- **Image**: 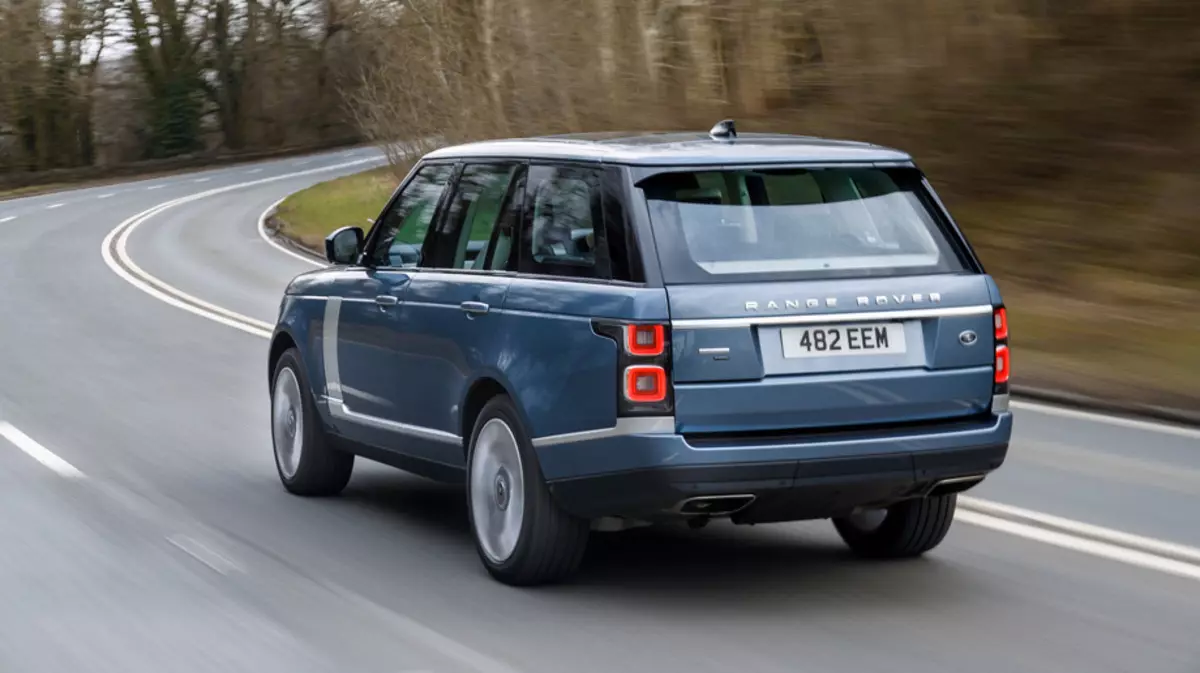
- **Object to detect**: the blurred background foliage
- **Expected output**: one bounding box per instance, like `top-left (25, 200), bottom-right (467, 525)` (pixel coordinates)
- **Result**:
top-left (2, 0), bottom-right (1198, 410)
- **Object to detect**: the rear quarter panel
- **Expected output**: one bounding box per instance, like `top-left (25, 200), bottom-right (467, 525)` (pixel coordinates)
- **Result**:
top-left (500, 277), bottom-right (669, 439)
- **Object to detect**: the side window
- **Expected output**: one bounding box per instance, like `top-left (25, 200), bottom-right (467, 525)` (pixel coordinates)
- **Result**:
top-left (519, 164), bottom-right (608, 280)
top-left (368, 163), bottom-right (455, 268)
top-left (600, 166), bottom-right (644, 283)
top-left (423, 162), bottom-right (520, 270)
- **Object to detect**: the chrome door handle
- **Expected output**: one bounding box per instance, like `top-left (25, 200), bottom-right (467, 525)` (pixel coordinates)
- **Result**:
top-left (374, 295), bottom-right (399, 307)
top-left (460, 301), bottom-right (490, 315)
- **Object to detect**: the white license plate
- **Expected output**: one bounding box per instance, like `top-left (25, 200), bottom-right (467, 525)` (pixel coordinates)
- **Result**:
top-left (780, 322), bottom-right (907, 358)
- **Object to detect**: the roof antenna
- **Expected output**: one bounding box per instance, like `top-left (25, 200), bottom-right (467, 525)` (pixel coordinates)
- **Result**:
top-left (709, 119), bottom-right (737, 141)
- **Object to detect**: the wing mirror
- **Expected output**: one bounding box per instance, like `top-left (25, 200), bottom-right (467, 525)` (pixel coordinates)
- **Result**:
top-left (324, 226), bottom-right (364, 265)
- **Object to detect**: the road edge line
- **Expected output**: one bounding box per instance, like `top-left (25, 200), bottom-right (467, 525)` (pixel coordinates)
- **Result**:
top-left (257, 196), bottom-right (326, 268)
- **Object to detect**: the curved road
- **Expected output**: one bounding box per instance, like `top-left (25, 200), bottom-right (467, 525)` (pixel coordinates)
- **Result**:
top-left (1, 148), bottom-right (1198, 673)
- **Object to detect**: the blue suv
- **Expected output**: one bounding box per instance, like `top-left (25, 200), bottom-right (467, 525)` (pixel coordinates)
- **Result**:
top-left (267, 121), bottom-right (1013, 586)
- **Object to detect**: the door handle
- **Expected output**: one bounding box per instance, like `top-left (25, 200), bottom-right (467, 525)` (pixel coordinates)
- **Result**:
top-left (374, 295), bottom-right (399, 307)
top-left (460, 301), bottom-right (490, 316)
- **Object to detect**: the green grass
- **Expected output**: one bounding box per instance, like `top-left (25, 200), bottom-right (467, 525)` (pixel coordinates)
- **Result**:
top-left (271, 166), bottom-right (402, 249)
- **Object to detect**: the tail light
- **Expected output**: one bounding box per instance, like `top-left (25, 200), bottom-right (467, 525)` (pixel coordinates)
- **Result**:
top-left (993, 305), bottom-right (1011, 391)
top-left (624, 365), bottom-right (667, 403)
top-left (994, 344), bottom-right (1010, 385)
top-left (625, 324), bottom-right (665, 357)
top-left (994, 307), bottom-right (1008, 341)
top-left (593, 320), bottom-right (673, 416)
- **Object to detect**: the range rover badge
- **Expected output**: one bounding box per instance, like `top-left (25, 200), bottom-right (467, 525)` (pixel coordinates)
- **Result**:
top-left (959, 330), bottom-right (978, 346)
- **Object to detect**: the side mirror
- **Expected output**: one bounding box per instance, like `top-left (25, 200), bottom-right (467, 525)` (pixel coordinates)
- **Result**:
top-left (324, 226), bottom-right (364, 265)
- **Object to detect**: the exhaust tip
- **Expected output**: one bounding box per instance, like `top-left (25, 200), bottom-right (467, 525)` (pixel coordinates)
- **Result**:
top-left (927, 474), bottom-right (986, 497)
top-left (677, 494), bottom-right (756, 517)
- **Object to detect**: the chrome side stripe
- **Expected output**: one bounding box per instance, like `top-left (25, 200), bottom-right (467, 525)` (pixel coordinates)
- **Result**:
top-left (322, 297), bottom-right (343, 400)
top-left (324, 398), bottom-right (462, 443)
top-left (531, 416), bottom-right (676, 448)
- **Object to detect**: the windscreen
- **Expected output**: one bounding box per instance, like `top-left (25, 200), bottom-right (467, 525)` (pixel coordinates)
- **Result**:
top-left (640, 166), bottom-right (969, 283)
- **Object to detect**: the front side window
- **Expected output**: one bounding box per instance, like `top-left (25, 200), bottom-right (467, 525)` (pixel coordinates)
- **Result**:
top-left (640, 166), bottom-right (968, 283)
top-left (368, 163), bottom-right (455, 268)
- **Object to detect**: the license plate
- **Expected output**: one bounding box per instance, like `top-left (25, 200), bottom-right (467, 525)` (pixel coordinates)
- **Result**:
top-left (780, 322), bottom-right (906, 358)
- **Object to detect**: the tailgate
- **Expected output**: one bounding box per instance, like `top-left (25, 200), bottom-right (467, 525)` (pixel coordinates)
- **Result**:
top-left (668, 274), bottom-right (999, 433)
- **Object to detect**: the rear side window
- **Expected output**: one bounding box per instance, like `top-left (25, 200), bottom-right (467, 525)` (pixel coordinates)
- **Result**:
top-left (522, 165), bottom-right (602, 279)
top-left (517, 163), bottom-right (642, 282)
top-left (423, 162), bottom-right (520, 270)
top-left (639, 167), bottom-right (968, 283)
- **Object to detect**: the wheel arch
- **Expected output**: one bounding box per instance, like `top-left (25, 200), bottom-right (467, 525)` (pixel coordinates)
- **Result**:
top-left (268, 329), bottom-right (298, 389)
top-left (460, 374), bottom-right (530, 456)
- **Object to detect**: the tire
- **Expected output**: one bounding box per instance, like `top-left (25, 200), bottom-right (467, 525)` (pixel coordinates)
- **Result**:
top-left (832, 494), bottom-right (957, 559)
top-left (466, 395), bottom-right (590, 586)
top-left (270, 347), bottom-right (354, 496)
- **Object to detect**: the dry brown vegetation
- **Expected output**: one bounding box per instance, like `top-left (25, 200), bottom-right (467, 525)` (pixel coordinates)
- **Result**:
top-left (3, 0), bottom-right (1198, 410)
top-left (345, 0), bottom-right (1200, 411)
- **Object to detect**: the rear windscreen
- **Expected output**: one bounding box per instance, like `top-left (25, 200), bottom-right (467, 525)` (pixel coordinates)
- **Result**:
top-left (639, 166), bottom-right (970, 283)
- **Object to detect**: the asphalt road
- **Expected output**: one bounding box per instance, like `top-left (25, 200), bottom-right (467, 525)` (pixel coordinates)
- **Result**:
top-left (1, 148), bottom-right (1198, 673)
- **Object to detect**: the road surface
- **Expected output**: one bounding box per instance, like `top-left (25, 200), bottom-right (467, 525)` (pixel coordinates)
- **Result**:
top-left (0, 148), bottom-right (1197, 673)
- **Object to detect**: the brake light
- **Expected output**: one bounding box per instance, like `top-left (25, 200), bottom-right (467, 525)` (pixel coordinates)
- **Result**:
top-left (994, 344), bottom-right (1010, 385)
top-left (625, 324), bottom-right (665, 357)
top-left (992, 304), bottom-right (1011, 394)
top-left (625, 366), bottom-right (667, 403)
top-left (592, 320), bottom-right (674, 416)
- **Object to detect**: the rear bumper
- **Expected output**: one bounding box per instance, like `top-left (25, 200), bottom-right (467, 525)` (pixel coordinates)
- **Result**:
top-left (541, 412), bottom-right (1012, 523)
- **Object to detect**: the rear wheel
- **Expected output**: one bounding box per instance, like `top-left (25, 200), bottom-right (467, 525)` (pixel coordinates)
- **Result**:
top-left (832, 494), bottom-right (957, 558)
top-left (466, 395), bottom-right (589, 586)
top-left (271, 348), bottom-right (354, 496)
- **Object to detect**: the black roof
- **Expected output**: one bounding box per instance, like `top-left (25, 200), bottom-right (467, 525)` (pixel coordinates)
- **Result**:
top-left (422, 128), bottom-right (912, 166)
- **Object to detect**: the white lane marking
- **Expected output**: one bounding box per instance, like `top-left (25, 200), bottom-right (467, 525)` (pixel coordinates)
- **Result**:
top-left (147, 184), bottom-right (164, 190)
top-left (46, 203), bottom-right (64, 210)
top-left (101, 156), bottom-right (384, 338)
top-left (257, 196), bottom-right (326, 268)
top-left (957, 510), bottom-right (1200, 583)
top-left (194, 177), bottom-right (211, 183)
top-left (103, 203), bottom-right (275, 338)
top-left (1011, 399), bottom-right (1200, 440)
top-left (0, 216), bottom-right (15, 223)
top-left (246, 168), bottom-right (263, 174)
top-left (167, 534), bottom-right (243, 575)
top-left (959, 496), bottom-right (1200, 564)
top-left (0, 421), bottom-right (85, 478)
top-left (98, 193), bottom-right (115, 199)
top-left (294, 159), bottom-right (314, 166)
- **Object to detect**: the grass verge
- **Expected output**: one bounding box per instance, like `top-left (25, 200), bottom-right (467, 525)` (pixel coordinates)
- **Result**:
top-left (269, 166), bottom-right (403, 251)
top-left (270, 168), bottom-right (1200, 418)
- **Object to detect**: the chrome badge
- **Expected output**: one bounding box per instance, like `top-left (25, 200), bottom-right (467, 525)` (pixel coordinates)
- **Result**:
top-left (958, 330), bottom-right (978, 346)
top-left (745, 292), bottom-right (941, 312)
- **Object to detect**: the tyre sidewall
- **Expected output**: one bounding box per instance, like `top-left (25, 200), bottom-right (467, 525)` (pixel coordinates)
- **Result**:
top-left (271, 348), bottom-right (326, 488)
top-left (465, 395), bottom-right (546, 576)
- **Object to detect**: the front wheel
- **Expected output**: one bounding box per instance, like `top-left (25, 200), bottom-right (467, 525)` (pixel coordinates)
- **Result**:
top-left (271, 348), bottom-right (354, 496)
top-left (832, 494), bottom-right (957, 559)
top-left (466, 396), bottom-right (590, 586)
